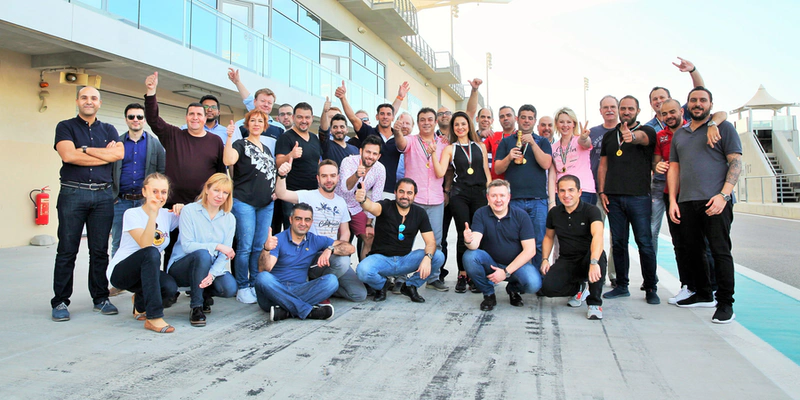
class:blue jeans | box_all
[463,249,542,296]
[254,273,338,319]
[110,247,178,319]
[111,197,144,257]
[357,250,444,290]
[231,199,274,289]
[308,254,367,302]
[606,194,658,290]
[650,179,667,259]
[417,202,444,248]
[510,198,548,268]
[168,250,237,308]
[52,185,114,308]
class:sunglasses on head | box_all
[126,115,145,120]
[397,223,406,241]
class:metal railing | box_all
[738,173,800,204]
[372,0,419,34]
[402,34,436,70]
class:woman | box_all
[108,173,181,333]
[223,109,277,304]
[437,111,492,294]
[548,107,596,207]
[168,173,237,327]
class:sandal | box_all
[131,295,146,321]
[144,319,175,334]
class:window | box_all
[272,0,297,20]
[272,10,319,62]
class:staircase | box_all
[766,153,800,202]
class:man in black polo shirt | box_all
[355,178,445,303]
[597,95,659,304]
[462,180,541,311]
[540,175,607,320]
[52,86,124,321]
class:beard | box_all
[690,108,711,121]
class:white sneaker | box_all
[237,288,257,304]
[250,286,257,299]
[587,305,603,320]
[568,282,589,307]
[668,285,695,305]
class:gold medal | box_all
[616,149,623,156]
[467,167,474,175]
[426,162,430,169]
[522,158,527,164]
[562,167,566,173]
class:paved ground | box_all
[1,227,799,399]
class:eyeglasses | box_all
[279,112,293,117]
[437,111,452,117]
[360,117,370,122]
[202,105,219,110]
[126,115,144,120]
[397,224,406,241]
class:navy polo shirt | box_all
[546,200,603,260]
[471,205,535,265]
[495,134,552,199]
[119,133,147,195]
[269,230,334,285]
[54,116,119,183]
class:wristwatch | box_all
[503,268,511,279]
[81,145,88,153]
[425,252,434,260]
[707,120,717,127]
[327,245,335,253]
[631,131,637,141]
[719,192,731,202]
[590,258,599,265]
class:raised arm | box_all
[355,184,382,217]
[673,57,704,88]
[393,123,409,152]
[392,81,409,116]
[258,228,278,272]
[227,68,251,100]
[275,160,299,204]
[319,96,332,132]
[335,81,363,132]
[223,121,239,166]
[466,78,482,122]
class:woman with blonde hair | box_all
[548,107,596,207]
[168,173,237,327]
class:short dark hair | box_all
[557,174,581,190]
[199,94,219,106]
[417,107,436,121]
[688,86,713,103]
[478,107,493,118]
[294,102,313,114]
[292,202,313,216]
[331,113,348,127]
[186,102,204,114]
[361,134,383,152]
[649,86,671,100]
[317,159,338,175]
[619,95,639,109]
[498,105,515,116]
[124,103,144,116]
[377,103,395,115]
[278,103,293,109]
[518,104,537,118]
[395,177,417,194]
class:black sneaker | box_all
[712,304,735,324]
[610,278,618,288]
[603,286,631,299]
[270,305,292,321]
[480,294,497,311]
[455,275,468,293]
[645,289,660,305]
[190,307,206,327]
[426,279,449,292]
[307,304,335,320]
[202,295,214,313]
[468,278,481,293]
[676,294,717,308]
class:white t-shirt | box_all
[108,207,179,280]
[295,190,350,240]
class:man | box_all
[274,103,323,227]
[462,180,541,310]
[144,72,226,206]
[540,175,607,320]
[393,108,450,292]
[277,103,294,130]
[537,116,554,144]
[51,86,124,321]
[355,178,445,303]
[393,112,414,182]
[227,68,284,143]
[589,95,619,287]
[318,97,358,167]
[111,103,166,257]
[180,94,228,144]
[484,106,517,181]
[337,135,385,261]
[476,107,494,140]
[275,159,367,302]
[494,104,552,269]
[668,86,742,324]
[255,203,355,321]
[597,95,659,304]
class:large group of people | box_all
[51,57,742,333]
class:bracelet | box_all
[689,66,697,73]
[277,174,286,179]
[396,95,405,101]
[598,192,604,195]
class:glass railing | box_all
[66,0,389,115]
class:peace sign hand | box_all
[579,121,591,140]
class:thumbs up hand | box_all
[463,222,474,245]
[264,227,278,251]
[290,141,302,159]
[355,182,366,204]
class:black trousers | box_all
[541,251,607,306]
[449,185,487,272]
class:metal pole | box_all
[583,77,589,122]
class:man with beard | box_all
[275,160,366,302]
[256,203,355,321]
[485,106,517,181]
[317,97,357,167]
[589,95,619,287]
[277,103,294,130]
[495,104,552,271]
[668,87,741,324]
[537,116,555,145]
[337,135,386,261]
[597,96,659,304]
[355,178,445,303]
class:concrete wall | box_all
[738,128,776,203]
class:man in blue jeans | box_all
[355,178,445,303]
[462,180,541,311]
[494,104,552,269]
[597,95,660,304]
[255,203,355,322]
[52,86,124,321]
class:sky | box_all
[415,0,799,128]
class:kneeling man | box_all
[256,203,355,321]
[540,175,607,320]
[355,178,444,303]
[463,179,542,311]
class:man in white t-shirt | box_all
[276,159,367,302]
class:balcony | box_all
[339,0,418,38]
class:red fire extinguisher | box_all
[30,186,50,225]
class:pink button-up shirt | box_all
[402,133,448,205]
[335,154,386,219]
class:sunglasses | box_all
[126,115,144,120]
[397,223,406,241]
[203,105,219,110]
[360,117,370,122]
